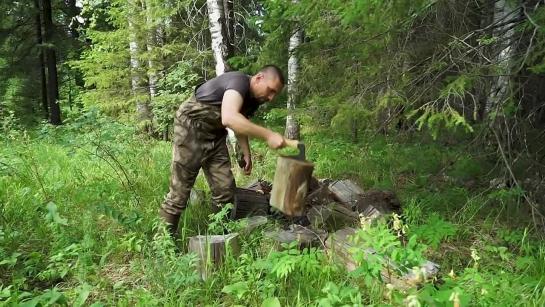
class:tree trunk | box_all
[207,0,237,153]
[285,1,302,140]
[144,0,158,99]
[64,0,80,38]
[128,0,153,131]
[207,0,232,75]
[35,0,48,119]
[42,0,62,125]
[483,0,519,119]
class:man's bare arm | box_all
[221,89,285,149]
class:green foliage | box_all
[411,214,457,248]
[152,62,200,133]
[2,120,545,305]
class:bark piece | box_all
[307,202,359,230]
[355,190,401,221]
[305,185,333,207]
[188,233,240,280]
[231,188,270,220]
[270,156,314,216]
[328,180,365,210]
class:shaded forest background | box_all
[2,0,545,305]
[3,0,545,215]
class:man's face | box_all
[252,72,283,104]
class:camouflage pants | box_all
[160,95,235,228]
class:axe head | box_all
[294,142,306,161]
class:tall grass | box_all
[1,114,544,305]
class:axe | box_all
[283,139,306,161]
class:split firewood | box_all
[307,202,359,229]
[328,179,365,210]
[270,156,314,216]
[305,185,334,207]
[264,224,328,249]
[355,190,401,226]
[325,227,439,290]
[237,216,268,234]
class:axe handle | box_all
[284,138,299,148]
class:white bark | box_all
[144,0,157,98]
[484,0,518,117]
[207,0,237,149]
[285,0,302,140]
[207,0,229,76]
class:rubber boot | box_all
[159,208,180,239]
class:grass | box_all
[1,113,545,306]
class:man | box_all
[159,65,289,236]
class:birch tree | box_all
[285,25,302,139]
[484,0,520,119]
[207,0,233,76]
[207,0,239,151]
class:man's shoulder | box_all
[223,71,249,80]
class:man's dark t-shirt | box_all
[195,71,259,118]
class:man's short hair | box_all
[259,65,285,86]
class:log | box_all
[325,227,439,290]
[270,156,314,216]
[306,202,359,229]
[238,216,268,234]
[188,233,240,280]
[328,180,365,210]
[231,188,270,220]
[264,224,327,249]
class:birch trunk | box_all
[144,0,157,99]
[207,0,231,76]
[285,1,302,140]
[484,0,519,118]
[207,0,238,152]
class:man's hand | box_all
[242,154,252,175]
[266,132,285,149]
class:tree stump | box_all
[270,156,314,216]
[231,188,270,220]
[188,233,240,280]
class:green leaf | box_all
[45,202,68,226]
[261,297,281,307]
[74,284,92,307]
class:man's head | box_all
[250,65,285,103]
